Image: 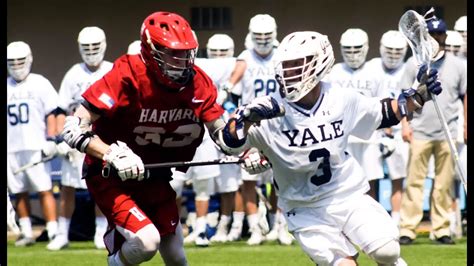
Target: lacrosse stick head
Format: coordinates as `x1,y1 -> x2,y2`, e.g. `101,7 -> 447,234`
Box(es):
398,8 -> 439,66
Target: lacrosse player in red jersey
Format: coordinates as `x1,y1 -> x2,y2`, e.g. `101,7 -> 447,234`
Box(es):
218,31 -> 443,266
61,11 -> 271,266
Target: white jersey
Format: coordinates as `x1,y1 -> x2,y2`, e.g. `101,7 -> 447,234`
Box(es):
195,57 -> 237,87
367,58 -> 406,133
232,49 -> 279,105
7,74 -> 58,152
327,62 -> 383,143
58,62 -> 113,114
247,82 -> 383,211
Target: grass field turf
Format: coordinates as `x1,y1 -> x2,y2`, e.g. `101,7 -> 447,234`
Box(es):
7,235 -> 466,265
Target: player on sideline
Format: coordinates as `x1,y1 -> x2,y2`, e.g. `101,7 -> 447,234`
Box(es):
326,28 -> 385,200
366,30 -> 408,226
217,31 -> 442,265
222,13 -> 293,246
7,41 -> 59,247
47,26 -> 112,251
60,11 -> 263,266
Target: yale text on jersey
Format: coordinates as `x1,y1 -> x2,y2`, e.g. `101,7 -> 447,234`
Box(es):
282,120 -> 344,146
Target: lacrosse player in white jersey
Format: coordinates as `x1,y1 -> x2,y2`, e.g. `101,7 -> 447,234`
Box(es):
222,14 -> 293,246
7,41 -> 59,247
194,33 -> 247,243
46,26 -> 113,251
216,30 -> 444,265
326,28 -> 385,200
444,29 -> 467,239
366,30 -> 408,226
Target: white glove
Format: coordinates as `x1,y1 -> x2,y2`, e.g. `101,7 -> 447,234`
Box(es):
102,141 -> 145,181
42,138 -> 58,158
56,141 -> 73,157
241,148 -> 271,175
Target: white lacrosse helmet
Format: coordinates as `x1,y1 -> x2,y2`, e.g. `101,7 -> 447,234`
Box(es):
127,40 -> 141,55
340,28 -> 369,69
206,34 -> 234,58
445,30 -> 464,56
248,14 -> 277,56
379,30 -> 407,69
7,41 -> 33,82
454,16 -> 467,35
78,26 -> 107,67
275,31 -> 335,102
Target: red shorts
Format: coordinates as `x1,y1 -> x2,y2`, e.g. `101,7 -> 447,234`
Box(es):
86,174 -> 179,237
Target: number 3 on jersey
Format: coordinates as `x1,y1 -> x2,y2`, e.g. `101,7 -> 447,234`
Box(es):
309,148 -> 332,186
254,79 -> 277,98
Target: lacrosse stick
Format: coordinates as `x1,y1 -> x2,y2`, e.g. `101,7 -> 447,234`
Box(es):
102,156 -> 245,178
399,8 -> 467,194
13,155 -> 56,175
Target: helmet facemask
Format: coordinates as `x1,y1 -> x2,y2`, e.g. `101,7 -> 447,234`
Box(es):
380,46 -> 406,69
79,41 -> 106,67
145,29 -> 196,85
251,31 -> 276,55
276,56 -> 318,102
341,44 -> 368,69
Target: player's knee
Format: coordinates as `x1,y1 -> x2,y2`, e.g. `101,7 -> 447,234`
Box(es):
193,179 -> 211,201
369,240 -> 400,265
124,224 -> 161,264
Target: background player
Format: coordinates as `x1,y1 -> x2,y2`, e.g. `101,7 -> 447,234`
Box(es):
366,30 -> 408,226
7,41 -> 59,247
327,28 -> 385,200
47,26 -> 113,251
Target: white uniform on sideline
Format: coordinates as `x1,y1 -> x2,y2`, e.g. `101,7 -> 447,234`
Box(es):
326,28 -> 384,182
367,57 -> 408,180
57,61 -> 113,188
7,73 -> 59,194
195,57 -> 242,193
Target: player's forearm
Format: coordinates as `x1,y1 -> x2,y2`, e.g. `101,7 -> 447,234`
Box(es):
46,113 -> 57,137
228,60 -> 246,86
56,113 -> 66,134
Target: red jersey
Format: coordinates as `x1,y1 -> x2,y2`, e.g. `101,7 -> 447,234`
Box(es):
82,54 -> 224,177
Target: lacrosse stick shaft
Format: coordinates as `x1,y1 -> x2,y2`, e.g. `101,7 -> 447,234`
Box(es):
102,156 -> 244,178
13,155 -> 56,175
144,157 -> 244,169
431,94 -> 467,194
255,186 -> 273,211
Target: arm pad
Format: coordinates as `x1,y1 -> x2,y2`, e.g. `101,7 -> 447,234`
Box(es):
378,98 -> 400,129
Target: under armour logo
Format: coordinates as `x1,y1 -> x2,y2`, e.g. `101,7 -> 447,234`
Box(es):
432,21 -> 440,28
322,110 -> 330,116
286,211 -> 296,217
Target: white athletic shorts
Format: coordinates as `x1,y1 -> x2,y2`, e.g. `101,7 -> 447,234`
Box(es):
241,167 -> 273,183
215,163 -> 241,193
7,151 -> 53,194
384,138 -> 409,180
60,150 -> 87,189
347,142 -> 384,181
287,194 -> 398,265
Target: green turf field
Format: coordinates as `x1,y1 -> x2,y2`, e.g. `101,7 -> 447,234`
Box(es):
7,235 -> 466,266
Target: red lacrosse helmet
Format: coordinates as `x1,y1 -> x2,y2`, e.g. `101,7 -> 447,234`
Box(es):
140,12 -> 198,89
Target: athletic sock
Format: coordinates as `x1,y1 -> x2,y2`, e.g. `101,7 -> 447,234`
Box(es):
58,216 -> 71,236
46,221 -> 58,240
195,216 -> 207,234
19,217 -> 33,238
